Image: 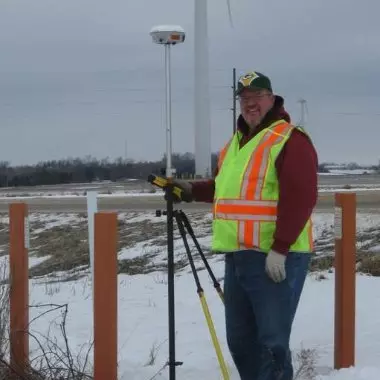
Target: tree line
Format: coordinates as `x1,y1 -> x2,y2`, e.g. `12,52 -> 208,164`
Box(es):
0,155 -> 376,188
0,153 -> 219,187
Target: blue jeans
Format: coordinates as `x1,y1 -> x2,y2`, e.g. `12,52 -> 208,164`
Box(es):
224,250 -> 310,380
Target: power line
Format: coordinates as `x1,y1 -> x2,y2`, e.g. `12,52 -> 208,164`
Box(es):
333,112 -> 380,116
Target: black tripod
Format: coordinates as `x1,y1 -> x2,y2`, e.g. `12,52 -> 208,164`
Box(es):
156,197 -> 229,380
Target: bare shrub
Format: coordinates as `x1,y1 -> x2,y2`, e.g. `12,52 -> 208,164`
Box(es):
293,346 -> 318,380
0,301 -> 93,380
27,303 -> 93,379
0,263 -> 10,360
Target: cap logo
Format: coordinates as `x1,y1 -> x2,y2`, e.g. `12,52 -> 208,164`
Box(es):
239,72 -> 259,87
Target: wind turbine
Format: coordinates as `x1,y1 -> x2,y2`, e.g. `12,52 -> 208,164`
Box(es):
194,0 -> 233,178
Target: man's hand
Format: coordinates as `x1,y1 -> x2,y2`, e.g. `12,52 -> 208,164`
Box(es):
265,250 -> 286,283
164,179 -> 193,203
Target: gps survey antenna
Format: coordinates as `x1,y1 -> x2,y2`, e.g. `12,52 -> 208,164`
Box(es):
149,24 -> 185,380
150,25 -> 185,179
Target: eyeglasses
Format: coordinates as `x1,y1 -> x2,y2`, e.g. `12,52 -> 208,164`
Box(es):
239,92 -> 271,103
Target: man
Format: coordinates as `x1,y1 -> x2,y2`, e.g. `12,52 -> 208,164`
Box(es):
171,71 -> 318,379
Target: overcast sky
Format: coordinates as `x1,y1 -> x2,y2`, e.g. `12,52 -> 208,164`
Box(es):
0,0 -> 379,166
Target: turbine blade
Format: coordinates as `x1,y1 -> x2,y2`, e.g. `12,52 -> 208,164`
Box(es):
226,0 -> 234,27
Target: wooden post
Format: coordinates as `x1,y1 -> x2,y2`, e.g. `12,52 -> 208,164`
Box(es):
9,202 -> 29,376
94,212 -> 118,380
334,192 -> 356,369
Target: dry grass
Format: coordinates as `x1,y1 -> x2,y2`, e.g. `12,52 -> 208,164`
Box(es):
24,216 -> 168,278
308,223 -> 380,277
118,219 -> 167,249
118,254 -> 157,275
357,253 -> 380,276
23,213 -> 199,278
309,255 -> 334,272
309,250 -> 380,277
29,225 -> 89,278
0,210 -> 378,279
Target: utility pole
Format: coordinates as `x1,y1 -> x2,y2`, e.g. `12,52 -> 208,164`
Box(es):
232,67 -> 237,134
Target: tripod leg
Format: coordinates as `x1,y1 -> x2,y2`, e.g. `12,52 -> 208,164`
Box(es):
174,212 -> 230,380
179,210 -> 224,303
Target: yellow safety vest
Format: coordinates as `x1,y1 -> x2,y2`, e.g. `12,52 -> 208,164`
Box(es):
212,120 -> 314,253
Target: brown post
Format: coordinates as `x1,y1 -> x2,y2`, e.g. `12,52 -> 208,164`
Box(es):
94,212 -> 118,380
9,202 -> 29,376
334,192 -> 356,369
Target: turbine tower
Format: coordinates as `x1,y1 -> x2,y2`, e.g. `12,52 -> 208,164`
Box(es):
194,0 -> 233,178
298,98 -> 308,128
194,0 -> 211,178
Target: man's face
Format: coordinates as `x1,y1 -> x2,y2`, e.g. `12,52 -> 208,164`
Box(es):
239,89 -> 274,128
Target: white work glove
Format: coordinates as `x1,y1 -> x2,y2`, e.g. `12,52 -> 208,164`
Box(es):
265,250 -> 286,283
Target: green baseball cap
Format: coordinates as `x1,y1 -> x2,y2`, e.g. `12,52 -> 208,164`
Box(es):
236,71 -> 273,96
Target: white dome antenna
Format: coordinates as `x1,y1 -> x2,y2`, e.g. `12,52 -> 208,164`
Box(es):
150,25 -> 186,45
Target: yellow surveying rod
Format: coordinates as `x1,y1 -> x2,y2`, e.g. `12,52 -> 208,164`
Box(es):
147,174 -> 191,202
199,291 -> 230,380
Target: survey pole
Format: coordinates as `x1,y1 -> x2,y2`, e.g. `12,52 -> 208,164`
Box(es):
150,25 -> 186,380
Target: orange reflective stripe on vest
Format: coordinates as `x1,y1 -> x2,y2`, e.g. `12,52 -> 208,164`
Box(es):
214,199 -> 277,221
216,122 -> 293,249
217,138 -> 232,170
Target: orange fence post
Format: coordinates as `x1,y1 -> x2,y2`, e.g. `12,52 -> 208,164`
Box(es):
334,192 -> 356,369
94,212 -> 118,380
9,202 -> 29,376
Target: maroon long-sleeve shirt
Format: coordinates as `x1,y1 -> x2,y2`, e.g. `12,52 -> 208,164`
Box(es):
191,96 -> 318,255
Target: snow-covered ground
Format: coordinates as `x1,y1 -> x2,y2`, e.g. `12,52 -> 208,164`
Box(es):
0,211 -> 379,379
27,262 -> 380,380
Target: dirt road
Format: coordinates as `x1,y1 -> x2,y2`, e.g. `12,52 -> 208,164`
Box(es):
0,191 -> 379,213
